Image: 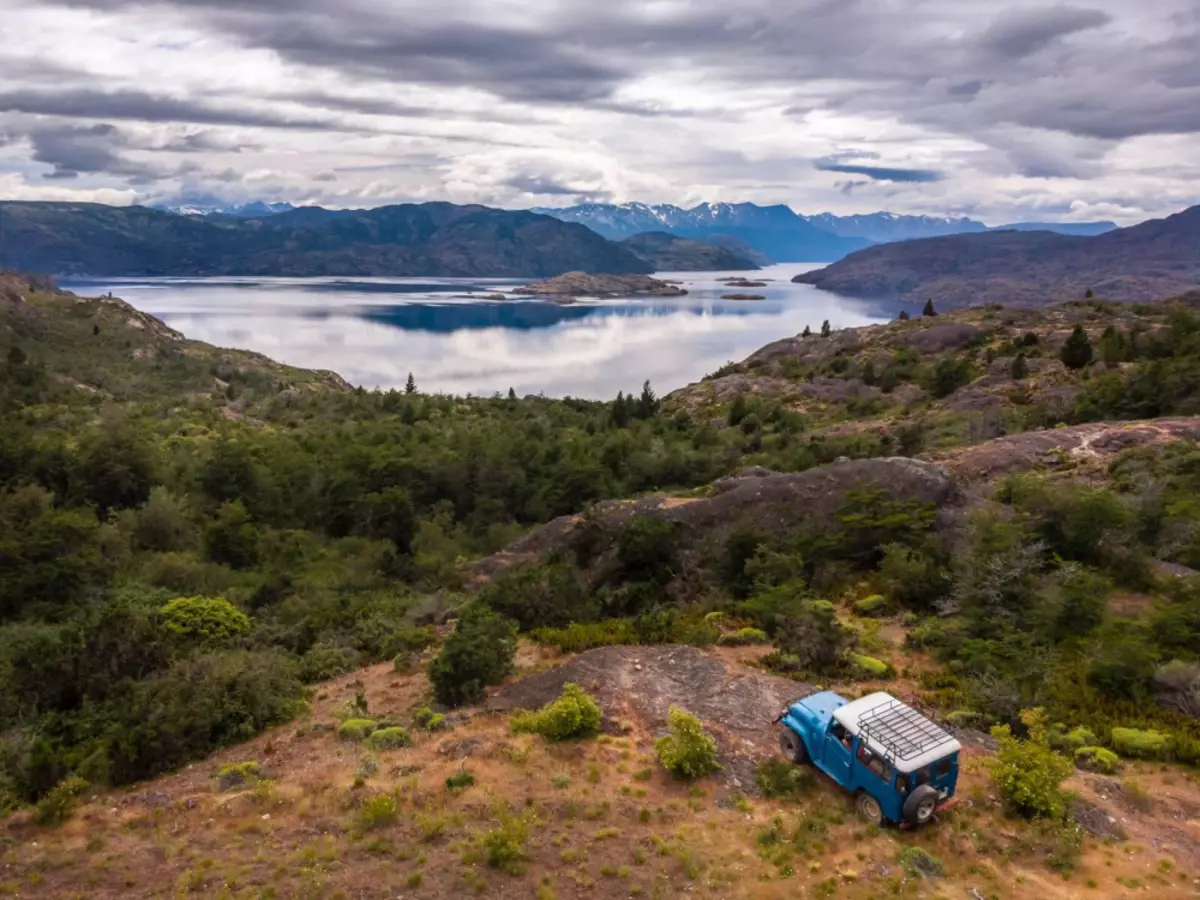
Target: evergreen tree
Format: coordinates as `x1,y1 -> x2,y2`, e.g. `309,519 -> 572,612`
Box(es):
636,380 -> 659,419
507,386 -> 517,401
861,360 -> 877,386
610,391 -> 631,428
405,372 -> 417,394
728,393 -> 749,427
1085,288 -> 1095,299
820,320 -> 832,337
1061,325 -> 1094,370
923,298 -> 938,317
1010,352 -> 1029,380
1099,325 -> 1127,366
898,310 -> 910,321
802,325 -> 812,338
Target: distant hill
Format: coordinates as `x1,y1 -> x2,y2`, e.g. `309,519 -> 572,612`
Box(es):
793,205 -> 1200,307
536,202 -> 1116,262
0,201 -> 652,278
534,202 -> 869,262
617,232 -> 759,271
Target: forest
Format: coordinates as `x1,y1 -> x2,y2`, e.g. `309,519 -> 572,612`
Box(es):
2,274 -> 1200,809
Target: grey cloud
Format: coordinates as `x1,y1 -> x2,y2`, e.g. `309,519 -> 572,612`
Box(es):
313,171 -> 338,182
978,5 -> 1111,59
503,174 -> 607,198
815,160 -> 944,183
0,88 -> 343,130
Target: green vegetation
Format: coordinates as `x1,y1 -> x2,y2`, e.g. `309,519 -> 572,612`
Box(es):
1075,746 -> 1120,774
898,846 -> 944,878
338,720 -> 379,742
445,770 -> 476,792
714,627 -> 769,646
215,761 -> 261,790
510,683 -> 603,741
428,604 -> 518,706
365,726 -> 412,750
1110,727 -> 1170,759
33,776 -> 90,827
987,709 -> 1074,821
655,708 -> 721,779
755,759 -> 816,800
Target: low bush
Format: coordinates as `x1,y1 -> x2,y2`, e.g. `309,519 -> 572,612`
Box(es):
853,594 -> 890,617
414,706 -> 446,731
510,683 -> 602,741
1111,727 -> 1170,759
529,619 -> 638,653
483,802 -> 533,875
365,726 -> 412,750
215,761 -> 260,790
897,846 -> 944,878
715,627 -> 769,646
755,758 -> 816,800
850,653 -> 894,679
338,719 -> 379,742
159,594 -> 252,644
445,769 -> 476,792
1048,725 -> 1098,751
359,793 -> 399,829
987,708 -> 1073,820
656,707 -> 721,779
1075,746 -> 1120,774
33,776 -> 90,826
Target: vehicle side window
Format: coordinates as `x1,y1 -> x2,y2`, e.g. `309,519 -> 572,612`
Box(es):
829,722 -> 852,749
896,773 -> 910,793
915,766 -> 931,785
856,744 -> 892,782
935,758 -> 953,779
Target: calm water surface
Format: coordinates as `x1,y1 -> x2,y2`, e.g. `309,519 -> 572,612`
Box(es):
65,265 -> 885,399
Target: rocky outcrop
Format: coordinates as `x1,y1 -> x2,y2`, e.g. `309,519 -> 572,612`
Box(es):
513,271 -> 688,300
470,457 -> 961,582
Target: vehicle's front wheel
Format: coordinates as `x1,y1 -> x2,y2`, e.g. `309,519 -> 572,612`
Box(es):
902,785 -> 939,825
855,791 -> 885,826
779,727 -> 808,764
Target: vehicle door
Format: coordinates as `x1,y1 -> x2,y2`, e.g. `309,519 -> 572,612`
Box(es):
822,721 -> 853,784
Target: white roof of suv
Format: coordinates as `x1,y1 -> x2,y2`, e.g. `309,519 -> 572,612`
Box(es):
833,692 -> 961,774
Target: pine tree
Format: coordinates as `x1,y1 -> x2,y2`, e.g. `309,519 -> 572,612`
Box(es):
802,325 -> 812,337
820,320 -> 832,337
405,372 -> 417,394
1060,325 -> 1094,370
1010,352 -> 1029,380
507,386 -> 517,401
923,298 -> 937,317
636,380 -> 659,419
862,360 -> 877,386
610,391 -> 631,428
728,393 -> 748,427
898,310 -> 910,321
1085,288 -> 1095,299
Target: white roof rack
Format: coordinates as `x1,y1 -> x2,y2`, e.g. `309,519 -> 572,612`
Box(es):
833,692 -> 961,774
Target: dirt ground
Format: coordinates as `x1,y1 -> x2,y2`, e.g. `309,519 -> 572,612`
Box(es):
3,644 -> 1199,899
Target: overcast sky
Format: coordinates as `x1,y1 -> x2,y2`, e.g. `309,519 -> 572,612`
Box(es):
1,0 -> 1197,224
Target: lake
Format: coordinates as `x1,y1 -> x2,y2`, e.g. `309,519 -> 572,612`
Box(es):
63,265 -> 886,400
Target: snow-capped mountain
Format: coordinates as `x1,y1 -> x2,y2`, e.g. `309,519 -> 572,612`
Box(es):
151,199 -> 296,218
806,212 -> 989,243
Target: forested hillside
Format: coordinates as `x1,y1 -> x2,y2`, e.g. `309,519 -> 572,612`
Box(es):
3,270 -> 1200,897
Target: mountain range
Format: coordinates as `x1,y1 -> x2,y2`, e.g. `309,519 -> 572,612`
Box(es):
794,204 -> 1200,307
0,201 -> 655,278
151,199 -> 298,218
533,202 -> 1117,261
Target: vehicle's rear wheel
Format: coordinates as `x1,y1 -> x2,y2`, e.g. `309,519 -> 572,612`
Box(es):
902,785 -> 939,825
779,727 -> 807,764
855,791 -> 884,826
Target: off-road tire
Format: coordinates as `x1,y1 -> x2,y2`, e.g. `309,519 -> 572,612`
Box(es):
902,784 -> 939,825
779,727 -> 807,764
855,791 -> 885,826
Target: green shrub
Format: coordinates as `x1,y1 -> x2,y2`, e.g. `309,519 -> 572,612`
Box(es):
215,761 -> 260,790
300,644 -> 362,683
897,846 -> 944,877
510,683 -> 602,741
944,710 -> 987,729
445,770 -> 476,792
755,758 -> 815,800
365,726 -> 412,750
850,653 -> 894,679
529,619 -> 638,653
428,604 -> 518,707
987,708 -> 1073,820
159,595 -> 252,644
1075,746 -> 1120,774
1048,725 -> 1098,751
1111,727 -> 1170,759
34,776 -> 90,826
338,719 -> 379,742
853,594 -> 890,617
656,707 -> 721,779
359,793 -> 399,829
715,627 -> 769,646
414,707 -> 446,731
483,803 -> 533,875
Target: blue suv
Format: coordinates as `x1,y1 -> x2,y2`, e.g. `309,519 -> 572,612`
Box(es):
774,691 -> 961,826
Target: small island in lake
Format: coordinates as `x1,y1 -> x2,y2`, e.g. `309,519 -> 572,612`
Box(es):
513,271 -> 689,301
